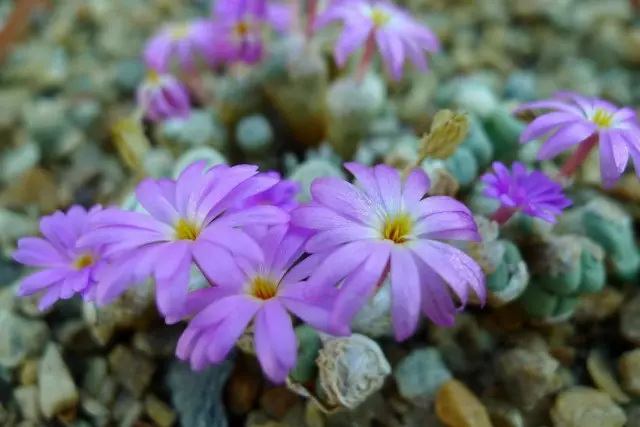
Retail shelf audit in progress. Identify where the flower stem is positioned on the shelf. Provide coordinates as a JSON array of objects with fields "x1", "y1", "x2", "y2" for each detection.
[
  {"x1": 355, "y1": 33, "x2": 376, "y2": 84},
  {"x1": 490, "y1": 206, "x2": 516, "y2": 225},
  {"x1": 558, "y1": 133, "x2": 598, "y2": 179},
  {"x1": 305, "y1": 0, "x2": 318, "y2": 40}
]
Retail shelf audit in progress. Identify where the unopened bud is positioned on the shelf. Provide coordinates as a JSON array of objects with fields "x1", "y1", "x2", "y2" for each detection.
[{"x1": 418, "y1": 110, "x2": 469, "y2": 160}]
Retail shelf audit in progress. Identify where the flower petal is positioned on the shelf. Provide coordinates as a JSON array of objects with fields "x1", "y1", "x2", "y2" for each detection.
[{"x1": 390, "y1": 247, "x2": 421, "y2": 341}]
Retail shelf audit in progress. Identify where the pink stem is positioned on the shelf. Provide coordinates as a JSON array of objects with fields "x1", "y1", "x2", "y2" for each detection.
[
  {"x1": 355, "y1": 32, "x2": 376, "y2": 83},
  {"x1": 558, "y1": 133, "x2": 598, "y2": 179},
  {"x1": 490, "y1": 206, "x2": 516, "y2": 225},
  {"x1": 305, "y1": 0, "x2": 318, "y2": 40}
]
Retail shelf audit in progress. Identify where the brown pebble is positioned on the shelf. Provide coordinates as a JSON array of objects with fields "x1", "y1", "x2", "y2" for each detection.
[
  {"x1": 259, "y1": 386, "x2": 300, "y2": 421},
  {"x1": 19, "y1": 359, "x2": 38, "y2": 385},
  {"x1": 226, "y1": 356, "x2": 262, "y2": 415},
  {"x1": 108, "y1": 345, "x2": 156, "y2": 398},
  {"x1": 435, "y1": 379, "x2": 493, "y2": 427}
]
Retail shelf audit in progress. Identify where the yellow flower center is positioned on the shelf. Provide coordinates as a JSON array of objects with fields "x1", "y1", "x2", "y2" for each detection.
[
  {"x1": 382, "y1": 213, "x2": 413, "y2": 244},
  {"x1": 146, "y1": 70, "x2": 161, "y2": 84},
  {"x1": 371, "y1": 7, "x2": 391, "y2": 27},
  {"x1": 234, "y1": 21, "x2": 251, "y2": 37},
  {"x1": 592, "y1": 109, "x2": 614, "y2": 129},
  {"x1": 174, "y1": 219, "x2": 200, "y2": 241},
  {"x1": 248, "y1": 277, "x2": 278, "y2": 300},
  {"x1": 73, "y1": 253, "x2": 95, "y2": 270},
  {"x1": 170, "y1": 24, "x2": 190, "y2": 40}
]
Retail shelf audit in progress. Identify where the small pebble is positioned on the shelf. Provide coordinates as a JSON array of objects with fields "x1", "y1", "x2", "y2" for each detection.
[
  {"x1": 550, "y1": 387, "x2": 626, "y2": 427},
  {"x1": 145, "y1": 395, "x2": 177, "y2": 427},
  {"x1": 619, "y1": 349, "x2": 640, "y2": 396},
  {"x1": 108, "y1": 345, "x2": 156, "y2": 398},
  {"x1": 435, "y1": 379, "x2": 492, "y2": 427},
  {"x1": 38, "y1": 343, "x2": 79, "y2": 419}
]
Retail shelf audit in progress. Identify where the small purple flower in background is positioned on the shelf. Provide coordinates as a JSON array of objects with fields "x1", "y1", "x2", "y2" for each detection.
[
  {"x1": 136, "y1": 71, "x2": 191, "y2": 122},
  {"x1": 13, "y1": 206, "x2": 107, "y2": 311},
  {"x1": 516, "y1": 91, "x2": 640, "y2": 188},
  {"x1": 210, "y1": 0, "x2": 291, "y2": 65},
  {"x1": 315, "y1": 0, "x2": 440, "y2": 81},
  {"x1": 143, "y1": 20, "x2": 218, "y2": 73},
  {"x1": 292, "y1": 163, "x2": 485, "y2": 342},
  {"x1": 174, "y1": 224, "x2": 346, "y2": 383},
  {"x1": 238, "y1": 171, "x2": 301, "y2": 212},
  {"x1": 481, "y1": 162, "x2": 572, "y2": 225},
  {"x1": 79, "y1": 161, "x2": 289, "y2": 317}
]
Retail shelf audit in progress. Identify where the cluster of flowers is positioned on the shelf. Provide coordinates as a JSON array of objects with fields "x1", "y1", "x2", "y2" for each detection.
[
  {"x1": 14, "y1": 163, "x2": 487, "y2": 382},
  {"x1": 136, "y1": 0, "x2": 441, "y2": 121}
]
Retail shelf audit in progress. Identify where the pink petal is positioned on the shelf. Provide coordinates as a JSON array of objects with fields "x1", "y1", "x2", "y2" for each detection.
[
  {"x1": 213, "y1": 206, "x2": 289, "y2": 228},
  {"x1": 175, "y1": 160, "x2": 207, "y2": 218},
  {"x1": 390, "y1": 247, "x2": 421, "y2": 341},
  {"x1": 331, "y1": 242, "x2": 392, "y2": 328},
  {"x1": 198, "y1": 224, "x2": 263, "y2": 263},
  {"x1": 375, "y1": 29, "x2": 404, "y2": 80},
  {"x1": 206, "y1": 297, "x2": 261, "y2": 363},
  {"x1": 136, "y1": 179, "x2": 181, "y2": 225},
  {"x1": 513, "y1": 99, "x2": 583, "y2": 116},
  {"x1": 165, "y1": 286, "x2": 237, "y2": 324},
  {"x1": 253, "y1": 301, "x2": 296, "y2": 383},
  {"x1": 344, "y1": 162, "x2": 383, "y2": 205},
  {"x1": 306, "y1": 225, "x2": 377, "y2": 253},
  {"x1": 195, "y1": 165, "x2": 258, "y2": 221},
  {"x1": 416, "y1": 259, "x2": 457, "y2": 326},
  {"x1": 373, "y1": 164, "x2": 402, "y2": 213},
  {"x1": 192, "y1": 241, "x2": 246, "y2": 288},
  {"x1": 291, "y1": 206, "x2": 356, "y2": 231},
  {"x1": 311, "y1": 177, "x2": 376, "y2": 225},
  {"x1": 414, "y1": 211, "x2": 480, "y2": 242},
  {"x1": 334, "y1": 20, "x2": 373, "y2": 66},
  {"x1": 537, "y1": 122, "x2": 596, "y2": 160},
  {"x1": 414, "y1": 196, "x2": 472, "y2": 220},
  {"x1": 17, "y1": 268, "x2": 69, "y2": 296},
  {"x1": 520, "y1": 112, "x2": 581, "y2": 143},
  {"x1": 402, "y1": 168, "x2": 430, "y2": 212},
  {"x1": 309, "y1": 240, "x2": 376, "y2": 286},
  {"x1": 599, "y1": 131, "x2": 629, "y2": 188}
]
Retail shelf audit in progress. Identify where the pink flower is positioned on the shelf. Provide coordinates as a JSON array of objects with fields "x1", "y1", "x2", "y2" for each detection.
[
  {"x1": 315, "y1": 0, "x2": 440, "y2": 80},
  {"x1": 481, "y1": 162, "x2": 572, "y2": 224},
  {"x1": 237, "y1": 171, "x2": 301, "y2": 212},
  {"x1": 79, "y1": 161, "x2": 289, "y2": 317},
  {"x1": 210, "y1": 0, "x2": 291, "y2": 64},
  {"x1": 143, "y1": 20, "x2": 218, "y2": 73},
  {"x1": 174, "y1": 224, "x2": 346, "y2": 382},
  {"x1": 136, "y1": 71, "x2": 191, "y2": 122},
  {"x1": 291, "y1": 163, "x2": 485, "y2": 341},
  {"x1": 13, "y1": 205, "x2": 107, "y2": 310},
  {"x1": 516, "y1": 91, "x2": 640, "y2": 188}
]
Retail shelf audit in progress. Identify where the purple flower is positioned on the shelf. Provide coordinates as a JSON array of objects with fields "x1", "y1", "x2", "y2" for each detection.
[
  {"x1": 174, "y1": 224, "x2": 345, "y2": 382},
  {"x1": 481, "y1": 162, "x2": 572, "y2": 225},
  {"x1": 210, "y1": 0, "x2": 291, "y2": 64},
  {"x1": 12, "y1": 205, "x2": 107, "y2": 311},
  {"x1": 315, "y1": 0, "x2": 440, "y2": 80},
  {"x1": 291, "y1": 163, "x2": 485, "y2": 341},
  {"x1": 238, "y1": 172, "x2": 301, "y2": 212},
  {"x1": 143, "y1": 20, "x2": 218, "y2": 73},
  {"x1": 136, "y1": 71, "x2": 191, "y2": 122},
  {"x1": 516, "y1": 91, "x2": 640, "y2": 188},
  {"x1": 79, "y1": 161, "x2": 289, "y2": 317}
]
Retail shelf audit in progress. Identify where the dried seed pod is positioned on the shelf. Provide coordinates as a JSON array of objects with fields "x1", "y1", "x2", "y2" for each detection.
[
  {"x1": 316, "y1": 334, "x2": 391, "y2": 410},
  {"x1": 111, "y1": 117, "x2": 150, "y2": 176}
]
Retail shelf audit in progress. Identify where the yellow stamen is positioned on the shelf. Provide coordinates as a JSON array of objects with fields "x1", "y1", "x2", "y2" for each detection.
[
  {"x1": 592, "y1": 109, "x2": 614, "y2": 129},
  {"x1": 170, "y1": 24, "x2": 190, "y2": 40},
  {"x1": 249, "y1": 277, "x2": 278, "y2": 300},
  {"x1": 234, "y1": 21, "x2": 251, "y2": 37},
  {"x1": 73, "y1": 253, "x2": 95, "y2": 270},
  {"x1": 146, "y1": 70, "x2": 161, "y2": 84},
  {"x1": 382, "y1": 213, "x2": 413, "y2": 244},
  {"x1": 371, "y1": 8, "x2": 391, "y2": 27},
  {"x1": 174, "y1": 219, "x2": 200, "y2": 241}
]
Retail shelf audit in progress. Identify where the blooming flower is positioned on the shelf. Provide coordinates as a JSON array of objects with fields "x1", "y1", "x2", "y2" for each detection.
[
  {"x1": 136, "y1": 71, "x2": 191, "y2": 122},
  {"x1": 481, "y1": 162, "x2": 572, "y2": 224},
  {"x1": 315, "y1": 0, "x2": 440, "y2": 80},
  {"x1": 237, "y1": 171, "x2": 301, "y2": 212},
  {"x1": 12, "y1": 205, "x2": 107, "y2": 311},
  {"x1": 79, "y1": 161, "x2": 289, "y2": 317},
  {"x1": 174, "y1": 224, "x2": 346, "y2": 382},
  {"x1": 210, "y1": 0, "x2": 291, "y2": 64},
  {"x1": 291, "y1": 163, "x2": 485, "y2": 341},
  {"x1": 143, "y1": 20, "x2": 218, "y2": 73},
  {"x1": 516, "y1": 91, "x2": 640, "y2": 188}
]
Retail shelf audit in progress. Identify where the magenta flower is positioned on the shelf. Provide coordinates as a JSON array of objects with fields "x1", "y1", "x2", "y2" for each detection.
[
  {"x1": 79, "y1": 161, "x2": 289, "y2": 317},
  {"x1": 481, "y1": 162, "x2": 572, "y2": 225},
  {"x1": 516, "y1": 91, "x2": 640, "y2": 188},
  {"x1": 291, "y1": 163, "x2": 485, "y2": 341},
  {"x1": 315, "y1": 0, "x2": 440, "y2": 81},
  {"x1": 143, "y1": 20, "x2": 218, "y2": 73},
  {"x1": 136, "y1": 71, "x2": 191, "y2": 122},
  {"x1": 210, "y1": 0, "x2": 291, "y2": 64},
  {"x1": 12, "y1": 205, "x2": 107, "y2": 310},
  {"x1": 174, "y1": 224, "x2": 345, "y2": 382}
]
